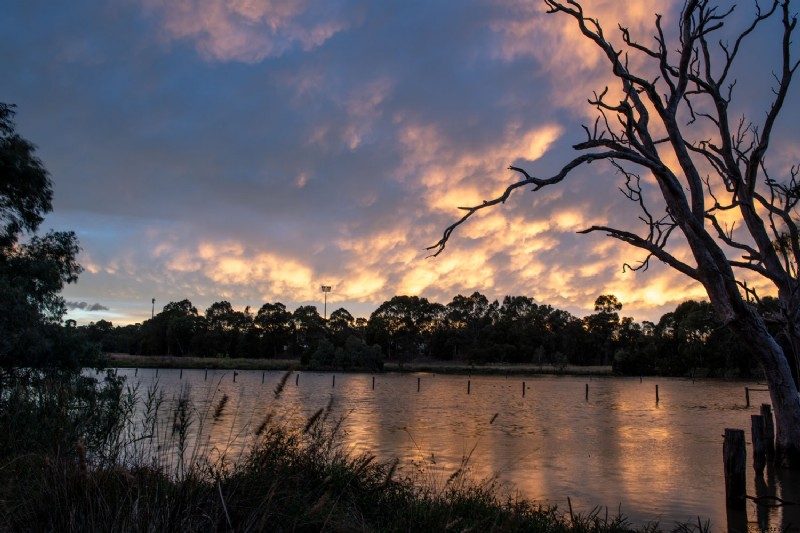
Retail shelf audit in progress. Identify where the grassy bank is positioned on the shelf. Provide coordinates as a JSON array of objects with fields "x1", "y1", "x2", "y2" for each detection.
[{"x1": 106, "y1": 353, "x2": 614, "y2": 376}]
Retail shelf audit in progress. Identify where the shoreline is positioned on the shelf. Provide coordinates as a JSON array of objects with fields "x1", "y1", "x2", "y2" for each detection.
[{"x1": 105, "y1": 353, "x2": 615, "y2": 376}]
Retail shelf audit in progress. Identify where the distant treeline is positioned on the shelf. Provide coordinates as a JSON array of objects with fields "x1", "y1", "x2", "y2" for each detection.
[{"x1": 73, "y1": 293, "x2": 778, "y2": 377}]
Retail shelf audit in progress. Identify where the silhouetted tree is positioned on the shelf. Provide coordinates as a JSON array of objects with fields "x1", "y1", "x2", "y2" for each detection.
[
  {"x1": 0, "y1": 103, "x2": 95, "y2": 370},
  {"x1": 255, "y1": 302, "x2": 293, "y2": 358},
  {"x1": 327, "y1": 307, "x2": 356, "y2": 347},
  {"x1": 430, "y1": 1, "x2": 800, "y2": 466},
  {"x1": 367, "y1": 295, "x2": 443, "y2": 364},
  {"x1": 293, "y1": 305, "x2": 325, "y2": 363}
]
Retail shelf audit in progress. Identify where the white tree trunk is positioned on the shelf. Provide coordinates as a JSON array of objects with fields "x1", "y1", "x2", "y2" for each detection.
[{"x1": 732, "y1": 307, "x2": 800, "y2": 466}]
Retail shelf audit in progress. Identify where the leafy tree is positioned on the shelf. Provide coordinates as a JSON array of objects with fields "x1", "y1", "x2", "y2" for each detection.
[
  {"x1": 293, "y1": 305, "x2": 325, "y2": 362},
  {"x1": 162, "y1": 300, "x2": 202, "y2": 356},
  {"x1": 202, "y1": 301, "x2": 251, "y2": 357},
  {"x1": 446, "y1": 292, "x2": 498, "y2": 360},
  {"x1": 327, "y1": 307, "x2": 356, "y2": 347},
  {"x1": 366, "y1": 295, "x2": 443, "y2": 364},
  {"x1": 0, "y1": 103, "x2": 95, "y2": 370},
  {"x1": 430, "y1": 1, "x2": 800, "y2": 466},
  {"x1": 583, "y1": 295, "x2": 624, "y2": 365},
  {"x1": 255, "y1": 302, "x2": 293, "y2": 358}
]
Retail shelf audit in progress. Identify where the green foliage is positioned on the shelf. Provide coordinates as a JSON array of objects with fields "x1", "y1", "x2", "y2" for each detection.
[
  {"x1": 0, "y1": 103, "x2": 52, "y2": 248},
  {"x1": 0, "y1": 103, "x2": 96, "y2": 369}
]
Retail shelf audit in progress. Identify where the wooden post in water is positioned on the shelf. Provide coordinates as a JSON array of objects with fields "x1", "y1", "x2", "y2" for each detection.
[
  {"x1": 585, "y1": 383, "x2": 589, "y2": 401},
  {"x1": 656, "y1": 384, "x2": 659, "y2": 403},
  {"x1": 332, "y1": 375, "x2": 335, "y2": 388},
  {"x1": 205, "y1": 368, "x2": 208, "y2": 381},
  {"x1": 467, "y1": 380, "x2": 471, "y2": 395},
  {"x1": 723, "y1": 428, "x2": 747, "y2": 510},
  {"x1": 135, "y1": 368, "x2": 138, "y2": 377},
  {"x1": 262, "y1": 372, "x2": 265, "y2": 384},
  {"x1": 233, "y1": 371, "x2": 237, "y2": 383},
  {"x1": 180, "y1": 368, "x2": 183, "y2": 379},
  {"x1": 745, "y1": 387, "x2": 750, "y2": 407},
  {"x1": 295, "y1": 373, "x2": 299, "y2": 386},
  {"x1": 751, "y1": 415, "x2": 767, "y2": 474},
  {"x1": 761, "y1": 404, "x2": 775, "y2": 463},
  {"x1": 372, "y1": 376, "x2": 375, "y2": 390},
  {"x1": 522, "y1": 382, "x2": 526, "y2": 397},
  {"x1": 417, "y1": 377, "x2": 420, "y2": 392}
]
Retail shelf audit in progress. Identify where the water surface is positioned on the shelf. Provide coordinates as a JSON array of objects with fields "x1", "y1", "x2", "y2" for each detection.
[{"x1": 111, "y1": 368, "x2": 800, "y2": 531}]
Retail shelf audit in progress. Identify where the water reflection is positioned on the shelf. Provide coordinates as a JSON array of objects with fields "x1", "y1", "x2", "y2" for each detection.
[{"x1": 108, "y1": 368, "x2": 800, "y2": 531}]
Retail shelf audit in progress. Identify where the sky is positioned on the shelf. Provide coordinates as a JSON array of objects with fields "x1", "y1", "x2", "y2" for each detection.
[{"x1": 2, "y1": 0, "x2": 798, "y2": 326}]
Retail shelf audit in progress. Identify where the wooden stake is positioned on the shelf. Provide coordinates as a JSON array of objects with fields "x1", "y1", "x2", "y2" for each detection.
[
  {"x1": 656, "y1": 384, "x2": 659, "y2": 403},
  {"x1": 522, "y1": 382, "x2": 526, "y2": 397},
  {"x1": 332, "y1": 375, "x2": 335, "y2": 388},
  {"x1": 295, "y1": 373, "x2": 299, "y2": 386},
  {"x1": 585, "y1": 383, "x2": 589, "y2": 401},
  {"x1": 745, "y1": 387, "x2": 750, "y2": 407},
  {"x1": 723, "y1": 428, "x2": 747, "y2": 509},
  {"x1": 372, "y1": 376, "x2": 375, "y2": 390},
  {"x1": 417, "y1": 377, "x2": 420, "y2": 392},
  {"x1": 467, "y1": 380, "x2": 471, "y2": 394},
  {"x1": 205, "y1": 368, "x2": 208, "y2": 381},
  {"x1": 751, "y1": 415, "x2": 766, "y2": 474},
  {"x1": 262, "y1": 372, "x2": 265, "y2": 384},
  {"x1": 760, "y1": 404, "x2": 775, "y2": 464}
]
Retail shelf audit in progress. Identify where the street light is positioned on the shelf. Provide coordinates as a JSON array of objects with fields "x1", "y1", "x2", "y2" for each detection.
[
  {"x1": 320, "y1": 285, "x2": 331, "y2": 320},
  {"x1": 151, "y1": 298, "x2": 155, "y2": 319}
]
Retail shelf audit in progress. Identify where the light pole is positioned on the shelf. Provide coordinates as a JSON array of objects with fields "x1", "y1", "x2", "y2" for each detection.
[
  {"x1": 320, "y1": 285, "x2": 331, "y2": 320},
  {"x1": 151, "y1": 298, "x2": 155, "y2": 319}
]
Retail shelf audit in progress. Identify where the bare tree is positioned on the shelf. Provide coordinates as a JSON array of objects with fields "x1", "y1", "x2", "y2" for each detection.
[{"x1": 429, "y1": 0, "x2": 800, "y2": 466}]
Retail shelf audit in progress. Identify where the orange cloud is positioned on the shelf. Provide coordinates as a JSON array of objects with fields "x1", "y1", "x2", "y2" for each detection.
[{"x1": 142, "y1": 0, "x2": 351, "y2": 62}]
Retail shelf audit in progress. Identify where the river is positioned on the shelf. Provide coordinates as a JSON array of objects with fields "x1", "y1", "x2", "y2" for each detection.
[{"x1": 108, "y1": 367, "x2": 800, "y2": 531}]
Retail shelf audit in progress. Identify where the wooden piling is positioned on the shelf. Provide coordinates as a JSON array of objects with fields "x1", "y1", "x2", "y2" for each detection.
[
  {"x1": 522, "y1": 382, "x2": 526, "y2": 397},
  {"x1": 372, "y1": 376, "x2": 375, "y2": 390},
  {"x1": 761, "y1": 403, "x2": 775, "y2": 463},
  {"x1": 295, "y1": 373, "x2": 299, "y2": 386},
  {"x1": 180, "y1": 368, "x2": 183, "y2": 379},
  {"x1": 262, "y1": 372, "x2": 265, "y2": 384},
  {"x1": 205, "y1": 368, "x2": 208, "y2": 381},
  {"x1": 233, "y1": 371, "x2": 237, "y2": 383},
  {"x1": 417, "y1": 377, "x2": 420, "y2": 392},
  {"x1": 751, "y1": 415, "x2": 766, "y2": 474},
  {"x1": 467, "y1": 380, "x2": 471, "y2": 394},
  {"x1": 656, "y1": 384, "x2": 659, "y2": 403},
  {"x1": 745, "y1": 387, "x2": 750, "y2": 407},
  {"x1": 135, "y1": 368, "x2": 138, "y2": 377},
  {"x1": 332, "y1": 375, "x2": 335, "y2": 388},
  {"x1": 585, "y1": 383, "x2": 589, "y2": 401},
  {"x1": 723, "y1": 428, "x2": 747, "y2": 509}
]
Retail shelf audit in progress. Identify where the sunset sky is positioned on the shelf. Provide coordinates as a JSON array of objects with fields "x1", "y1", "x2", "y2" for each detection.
[{"x1": 3, "y1": 0, "x2": 797, "y2": 325}]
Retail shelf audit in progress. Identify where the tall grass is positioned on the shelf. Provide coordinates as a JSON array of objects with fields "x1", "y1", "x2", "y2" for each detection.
[{"x1": 0, "y1": 369, "x2": 706, "y2": 532}]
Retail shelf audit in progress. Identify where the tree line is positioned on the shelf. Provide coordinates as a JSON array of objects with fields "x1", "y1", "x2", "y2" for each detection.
[{"x1": 78, "y1": 292, "x2": 775, "y2": 377}]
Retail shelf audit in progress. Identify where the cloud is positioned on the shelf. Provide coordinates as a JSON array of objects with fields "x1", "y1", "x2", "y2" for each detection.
[
  {"x1": 141, "y1": 0, "x2": 357, "y2": 62},
  {"x1": 66, "y1": 301, "x2": 110, "y2": 312}
]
